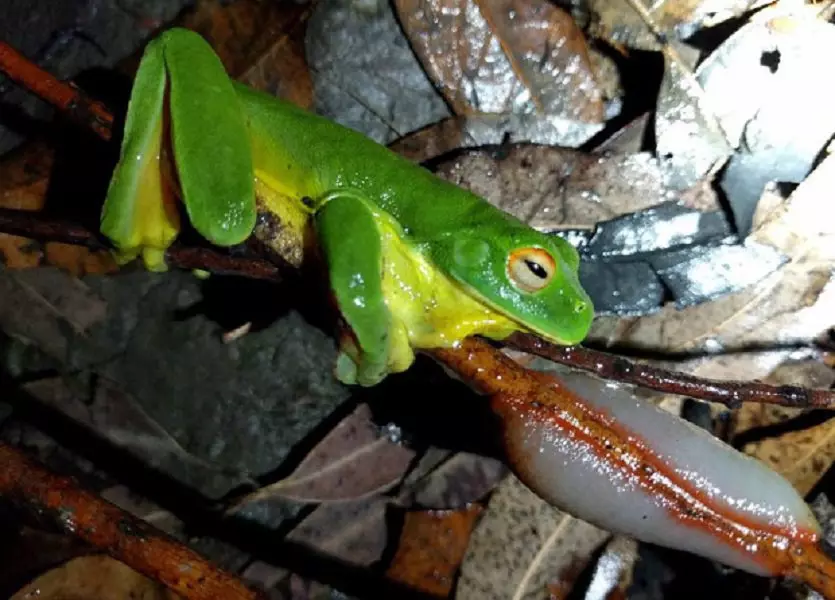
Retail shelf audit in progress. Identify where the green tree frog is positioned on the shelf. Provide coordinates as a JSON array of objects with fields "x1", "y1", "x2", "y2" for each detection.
[{"x1": 101, "y1": 28, "x2": 594, "y2": 386}]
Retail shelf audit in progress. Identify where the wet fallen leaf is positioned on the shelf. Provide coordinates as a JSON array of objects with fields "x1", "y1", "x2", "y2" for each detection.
[
  {"x1": 11, "y1": 554, "x2": 180, "y2": 600},
  {"x1": 395, "y1": 0, "x2": 603, "y2": 123},
  {"x1": 588, "y1": 149, "x2": 835, "y2": 351},
  {"x1": 230, "y1": 404, "x2": 415, "y2": 505},
  {"x1": 387, "y1": 504, "x2": 484, "y2": 597},
  {"x1": 456, "y1": 475, "x2": 609, "y2": 600}
]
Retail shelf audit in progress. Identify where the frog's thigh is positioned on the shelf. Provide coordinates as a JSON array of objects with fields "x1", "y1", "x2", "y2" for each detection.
[{"x1": 314, "y1": 194, "x2": 391, "y2": 387}]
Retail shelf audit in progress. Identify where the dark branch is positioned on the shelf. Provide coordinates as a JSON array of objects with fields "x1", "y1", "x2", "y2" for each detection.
[{"x1": 507, "y1": 333, "x2": 835, "y2": 409}]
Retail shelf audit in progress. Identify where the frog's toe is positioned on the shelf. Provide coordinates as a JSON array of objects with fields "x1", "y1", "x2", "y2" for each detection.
[{"x1": 335, "y1": 351, "x2": 359, "y2": 386}]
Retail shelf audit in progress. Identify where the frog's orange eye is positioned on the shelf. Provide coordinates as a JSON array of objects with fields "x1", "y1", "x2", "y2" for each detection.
[{"x1": 507, "y1": 248, "x2": 556, "y2": 292}]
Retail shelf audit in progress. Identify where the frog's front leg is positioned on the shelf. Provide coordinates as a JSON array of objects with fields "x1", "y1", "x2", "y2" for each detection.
[{"x1": 314, "y1": 192, "x2": 410, "y2": 387}]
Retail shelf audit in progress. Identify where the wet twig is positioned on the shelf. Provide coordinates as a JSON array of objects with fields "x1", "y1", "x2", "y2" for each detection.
[
  {"x1": 507, "y1": 333, "x2": 835, "y2": 409},
  {"x1": 0, "y1": 441, "x2": 268, "y2": 600},
  {"x1": 0, "y1": 40, "x2": 113, "y2": 140}
]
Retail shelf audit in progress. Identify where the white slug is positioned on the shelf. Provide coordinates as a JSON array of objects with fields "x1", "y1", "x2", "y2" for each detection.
[{"x1": 494, "y1": 370, "x2": 821, "y2": 576}]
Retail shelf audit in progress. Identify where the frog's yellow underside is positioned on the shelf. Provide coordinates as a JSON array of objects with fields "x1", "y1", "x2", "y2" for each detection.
[{"x1": 255, "y1": 170, "x2": 520, "y2": 374}]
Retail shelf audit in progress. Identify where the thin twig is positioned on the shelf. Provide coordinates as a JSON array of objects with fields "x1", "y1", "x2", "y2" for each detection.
[
  {"x1": 0, "y1": 41, "x2": 113, "y2": 140},
  {"x1": 0, "y1": 441, "x2": 267, "y2": 600},
  {"x1": 507, "y1": 332, "x2": 835, "y2": 409},
  {"x1": 0, "y1": 208, "x2": 283, "y2": 281}
]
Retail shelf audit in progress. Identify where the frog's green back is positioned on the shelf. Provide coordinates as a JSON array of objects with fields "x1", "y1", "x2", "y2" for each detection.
[
  {"x1": 234, "y1": 84, "x2": 499, "y2": 239},
  {"x1": 235, "y1": 84, "x2": 593, "y2": 344}
]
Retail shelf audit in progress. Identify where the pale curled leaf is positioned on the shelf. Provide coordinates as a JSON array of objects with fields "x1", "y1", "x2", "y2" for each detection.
[
  {"x1": 456, "y1": 475, "x2": 609, "y2": 600},
  {"x1": 233, "y1": 404, "x2": 415, "y2": 505},
  {"x1": 588, "y1": 149, "x2": 835, "y2": 352}
]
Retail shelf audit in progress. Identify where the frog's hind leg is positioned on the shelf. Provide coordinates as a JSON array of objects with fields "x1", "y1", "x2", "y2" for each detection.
[{"x1": 314, "y1": 193, "x2": 392, "y2": 387}]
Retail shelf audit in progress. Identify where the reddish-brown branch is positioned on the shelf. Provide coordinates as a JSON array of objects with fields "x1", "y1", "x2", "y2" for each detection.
[
  {"x1": 0, "y1": 41, "x2": 113, "y2": 140},
  {"x1": 0, "y1": 441, "x2": 267, "y2": 600},
  {"x1": 507, "y1": 333, "x2": 835, "y2": 409}
]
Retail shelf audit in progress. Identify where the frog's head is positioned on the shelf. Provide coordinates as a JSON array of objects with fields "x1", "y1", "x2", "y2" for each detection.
[{"x1": 440, "y1": 226, "x2": 594, "y2": 345}]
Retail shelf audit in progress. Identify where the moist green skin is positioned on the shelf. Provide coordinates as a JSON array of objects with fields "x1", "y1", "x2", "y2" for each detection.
[{"x1": 102, "y1": 28, "x2": 594, "y2": 387}]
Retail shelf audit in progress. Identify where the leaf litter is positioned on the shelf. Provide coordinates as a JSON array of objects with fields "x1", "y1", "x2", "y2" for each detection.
[{"x1": 1, "y1": 0, "x2": 835, "y2": 599}]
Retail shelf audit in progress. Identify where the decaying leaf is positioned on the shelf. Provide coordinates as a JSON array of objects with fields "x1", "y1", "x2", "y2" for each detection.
[
  {"x1": 456, "y1": 475, "x2": 609, "y2": 600},
  {"x1": 387, "y1": 505, "x2": 483, "y2": 597},
  {"x1": 231, "y1": 404, "x2": 415, "y2": 506},
  {"x1": 11, "y1": 554, "x2": 180, "y2": 600},
  {"x1": 395, "y1": 0, "x2": 603, "y2": 121},
  {"x1": 401, "y1": 451, "x2": 507, "y2": 509},
  {"x1": 181, "y1": 0, "x2": 315, "y2": 109},
  {"x1": 22, "y1": 376, "x2": 256, "y2": 494},
  {"x1": 0, "y1": 268, "x2": 107, "y2": 361},
  {"x1": 286, "y1": 497, "x2": 392, "y2": 566}
]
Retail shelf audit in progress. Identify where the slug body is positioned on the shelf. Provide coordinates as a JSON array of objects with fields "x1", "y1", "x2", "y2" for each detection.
[{"x1": 496, "y1": 370, "x2": 820, "y2": 575}]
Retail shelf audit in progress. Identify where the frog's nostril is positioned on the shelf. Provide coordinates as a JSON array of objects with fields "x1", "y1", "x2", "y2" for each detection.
[{"x1": 574, "y1": 300, "x2": 587, "y2": 314}]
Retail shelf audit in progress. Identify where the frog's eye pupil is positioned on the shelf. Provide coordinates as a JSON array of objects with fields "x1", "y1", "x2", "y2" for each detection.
[
  {"x1": 525, "y1": 259, "x2": 548, "y2": 279},
  {"x1": 507, "y1": 248, "x2": 557, "y2": 293}
]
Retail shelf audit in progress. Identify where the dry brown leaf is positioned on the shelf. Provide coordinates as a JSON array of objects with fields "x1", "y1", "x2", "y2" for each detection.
[
  {"x1": 44, "y1": 242, "x2": 118, "y2": 277},
  {"x1": 232, "y1": 404, "x2": 415, "y2": 505},
  {"x1": 387, "y1": 505, "x2": 484, "y2": 597},
  {"x1": 394, "y1": 0, "x2": 604, "y2": 122},
  {"x1": 182, "y1": 0, "x2": 314, "y2": 108},
  {"x1": 433, "y1": 146, "x2": 707, "y2": 230},
  {"x1": 0, "y1": 140, "x2": 114, "y2": 274},
  {"x1": 11, "y1": 554, "x2": 180, "y2": 600},
  {"x1": 456, "y1": 475, "x2": 609, "y2": 600}
]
